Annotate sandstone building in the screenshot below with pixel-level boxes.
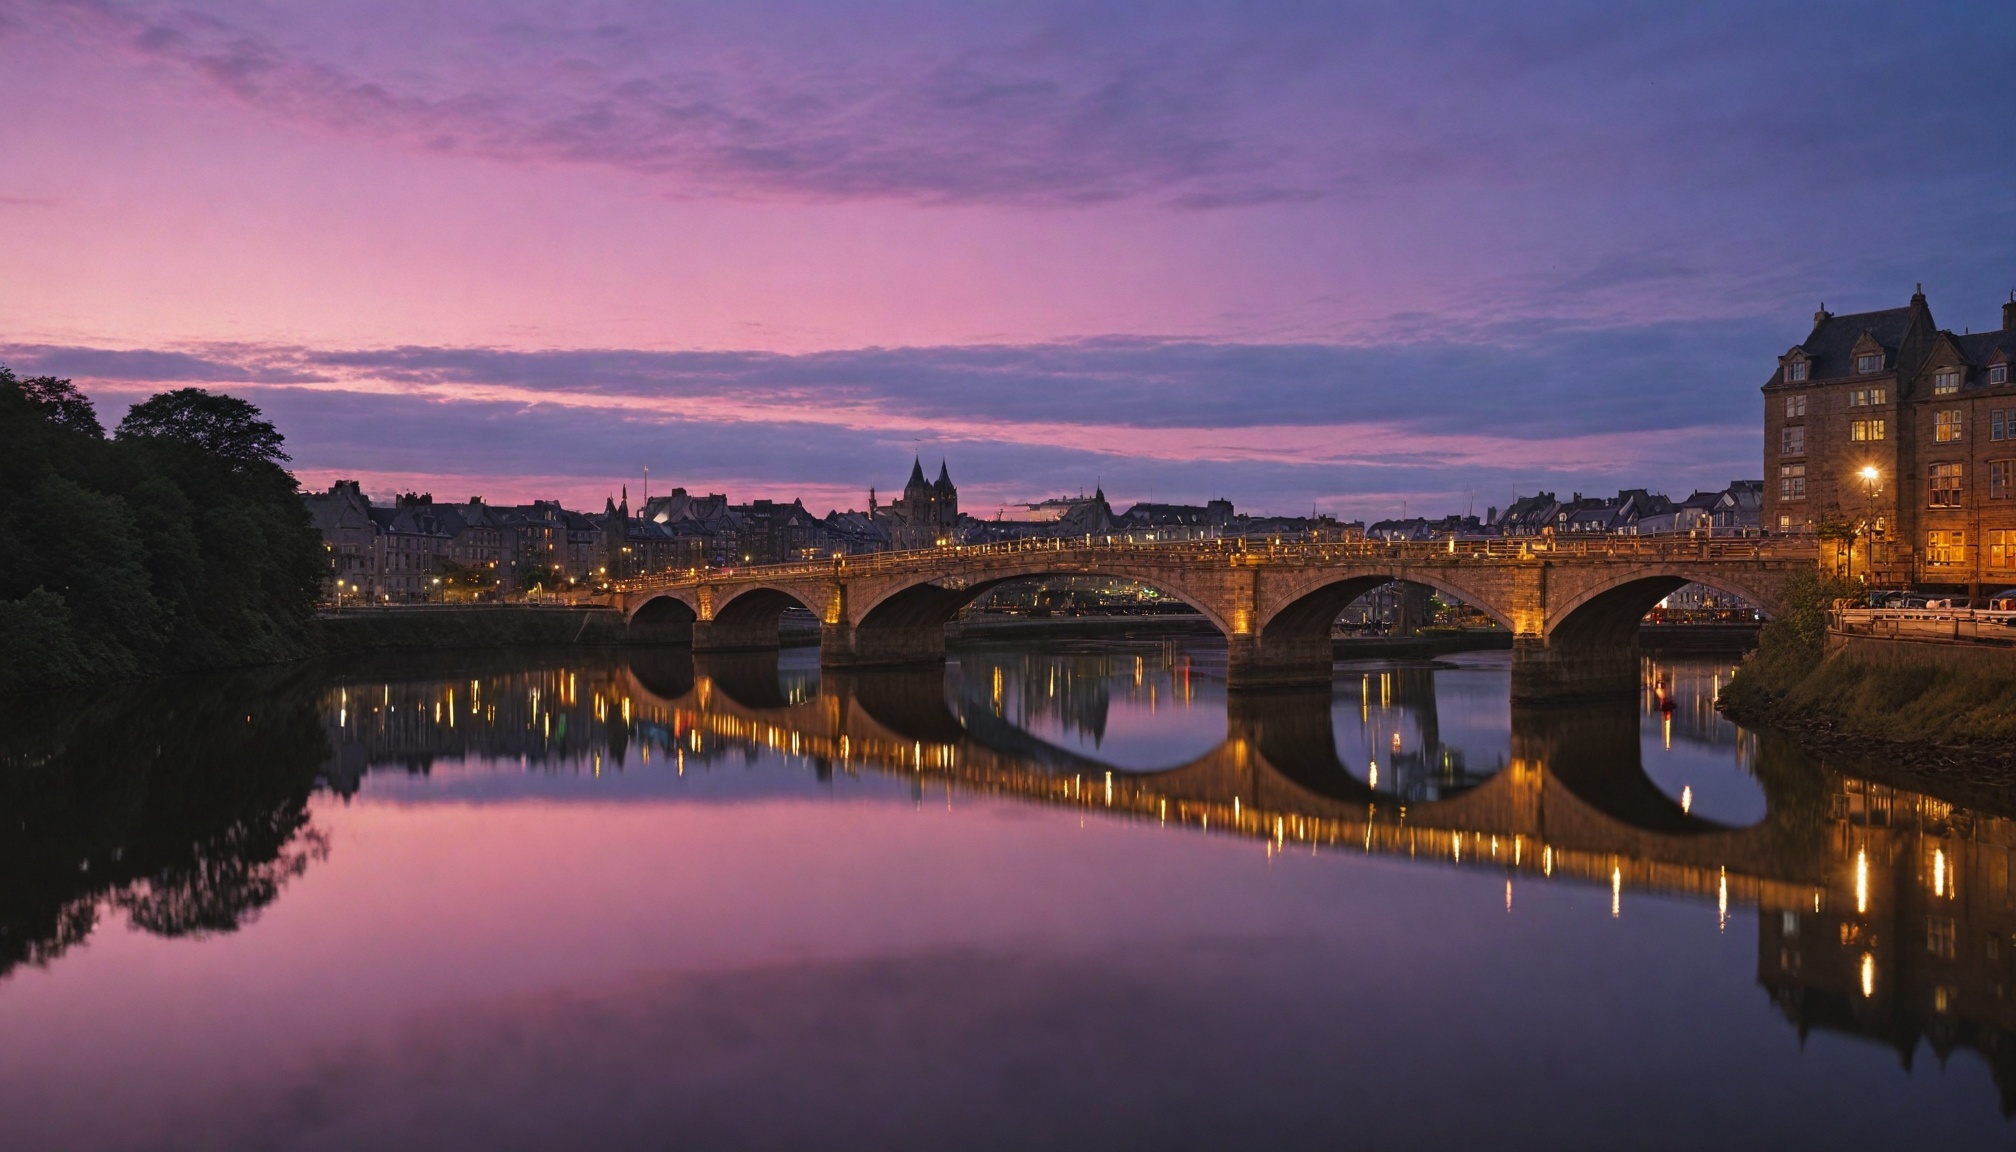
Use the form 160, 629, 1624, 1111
1762, 288, 2016, 592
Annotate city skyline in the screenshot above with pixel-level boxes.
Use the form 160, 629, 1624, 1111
4, 2, 2015, 517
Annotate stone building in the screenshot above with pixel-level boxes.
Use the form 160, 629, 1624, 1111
872, 459, 959, 550
302, 480, 378, 597
1762, 288, 2016, 592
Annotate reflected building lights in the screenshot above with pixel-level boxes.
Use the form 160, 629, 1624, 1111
287, 648, 2016, 1120
1856, 848, 1869, 914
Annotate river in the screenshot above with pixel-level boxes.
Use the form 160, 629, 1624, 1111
0, 637, 2006, 1150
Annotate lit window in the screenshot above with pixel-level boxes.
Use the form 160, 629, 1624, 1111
1869, 387, 1888, 405
1930, 462, 1964, 507
1850, 419, 1885, 442
1778, 514, 1792, 531
1779, 463, 1806, 500
1996, 462, 2015, 500
1992, 529, 2016, 567
1856, 353, 1884, 374
1994, 364, 2011, 386
1781, 426, 1806, 455
1935, 409, 1964, 442
1784, 394, 1807, 417
1935, 369, 1961, 395
1785, 360, 1809, 382
1927, 529, 1966, 565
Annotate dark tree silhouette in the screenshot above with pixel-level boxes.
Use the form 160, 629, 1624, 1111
116, 386, 291, 464
6, 370, 103, 436
0, 370, 322, 692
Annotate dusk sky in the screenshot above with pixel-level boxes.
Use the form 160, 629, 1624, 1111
4, 0, 2015, 519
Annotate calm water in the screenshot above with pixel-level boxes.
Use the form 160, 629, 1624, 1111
0, 637, 2009, 1150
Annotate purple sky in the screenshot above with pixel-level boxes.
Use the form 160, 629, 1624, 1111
4, 1, 2014, 518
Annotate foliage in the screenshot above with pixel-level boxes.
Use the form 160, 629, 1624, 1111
438, 558, 500, 598
1718, 568, 1857, 712
0, 368, 323, 693
116, 386, 290, 465
517, 563, 569, 590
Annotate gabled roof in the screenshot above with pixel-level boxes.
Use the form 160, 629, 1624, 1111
1779, 306, 1916, 383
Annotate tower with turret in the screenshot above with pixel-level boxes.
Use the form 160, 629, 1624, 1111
879, 457, 959, 548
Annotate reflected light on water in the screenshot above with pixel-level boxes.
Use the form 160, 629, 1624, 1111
1857, 848, 1869, 914
6, 643, 2015, 1144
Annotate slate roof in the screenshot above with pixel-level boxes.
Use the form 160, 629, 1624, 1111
1780, 306, 1915, 383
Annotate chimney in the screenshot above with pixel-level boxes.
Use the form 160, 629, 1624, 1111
2003, 291, 2015, 332
1814, 303, 1832, 327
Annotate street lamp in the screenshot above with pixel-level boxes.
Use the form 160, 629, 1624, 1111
1856, 465, 1882, 590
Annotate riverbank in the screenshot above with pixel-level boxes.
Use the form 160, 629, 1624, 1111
1719, 571, 2016, 785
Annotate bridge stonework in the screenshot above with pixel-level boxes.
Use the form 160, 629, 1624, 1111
607, 540, 1813, 702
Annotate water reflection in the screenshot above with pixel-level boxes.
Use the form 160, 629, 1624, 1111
0, 670, 327, 979
4, 642, 2016, 1126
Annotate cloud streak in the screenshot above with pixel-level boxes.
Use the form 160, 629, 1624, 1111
5, 334, 1763, 519
28, 1, 2016, 211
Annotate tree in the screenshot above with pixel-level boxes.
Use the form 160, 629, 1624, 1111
3, 369, 103, 436
116, 388, 290, 465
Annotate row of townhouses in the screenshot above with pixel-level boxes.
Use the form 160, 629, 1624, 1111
304, 455, 1763, 602
1365, 481, 1764, 542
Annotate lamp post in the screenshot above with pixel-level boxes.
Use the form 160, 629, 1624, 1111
1857, 465, 1882, 592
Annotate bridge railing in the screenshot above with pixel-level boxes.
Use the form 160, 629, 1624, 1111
610, 535, 1814, 593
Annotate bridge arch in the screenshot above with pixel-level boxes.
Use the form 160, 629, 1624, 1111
697, 583, 823, 653
626, 593, 699, 642
1259, 570, 1516, 640
852, 564, 1237, 636
835, 564, 1238, 669
1543, 568, 1776, 646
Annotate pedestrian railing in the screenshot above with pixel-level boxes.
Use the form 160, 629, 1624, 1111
1831, 607, 2016, 645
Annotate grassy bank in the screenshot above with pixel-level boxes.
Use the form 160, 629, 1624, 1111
1721, 570, 2016, 747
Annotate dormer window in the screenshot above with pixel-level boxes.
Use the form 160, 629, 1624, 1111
1856, 353, 1884, 374
1994, 364, 2010, 386
1785, 360, 1809, 382
1934, 369, 1960, 395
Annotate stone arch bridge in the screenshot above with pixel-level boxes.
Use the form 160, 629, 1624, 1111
605, 538, 1814, 701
